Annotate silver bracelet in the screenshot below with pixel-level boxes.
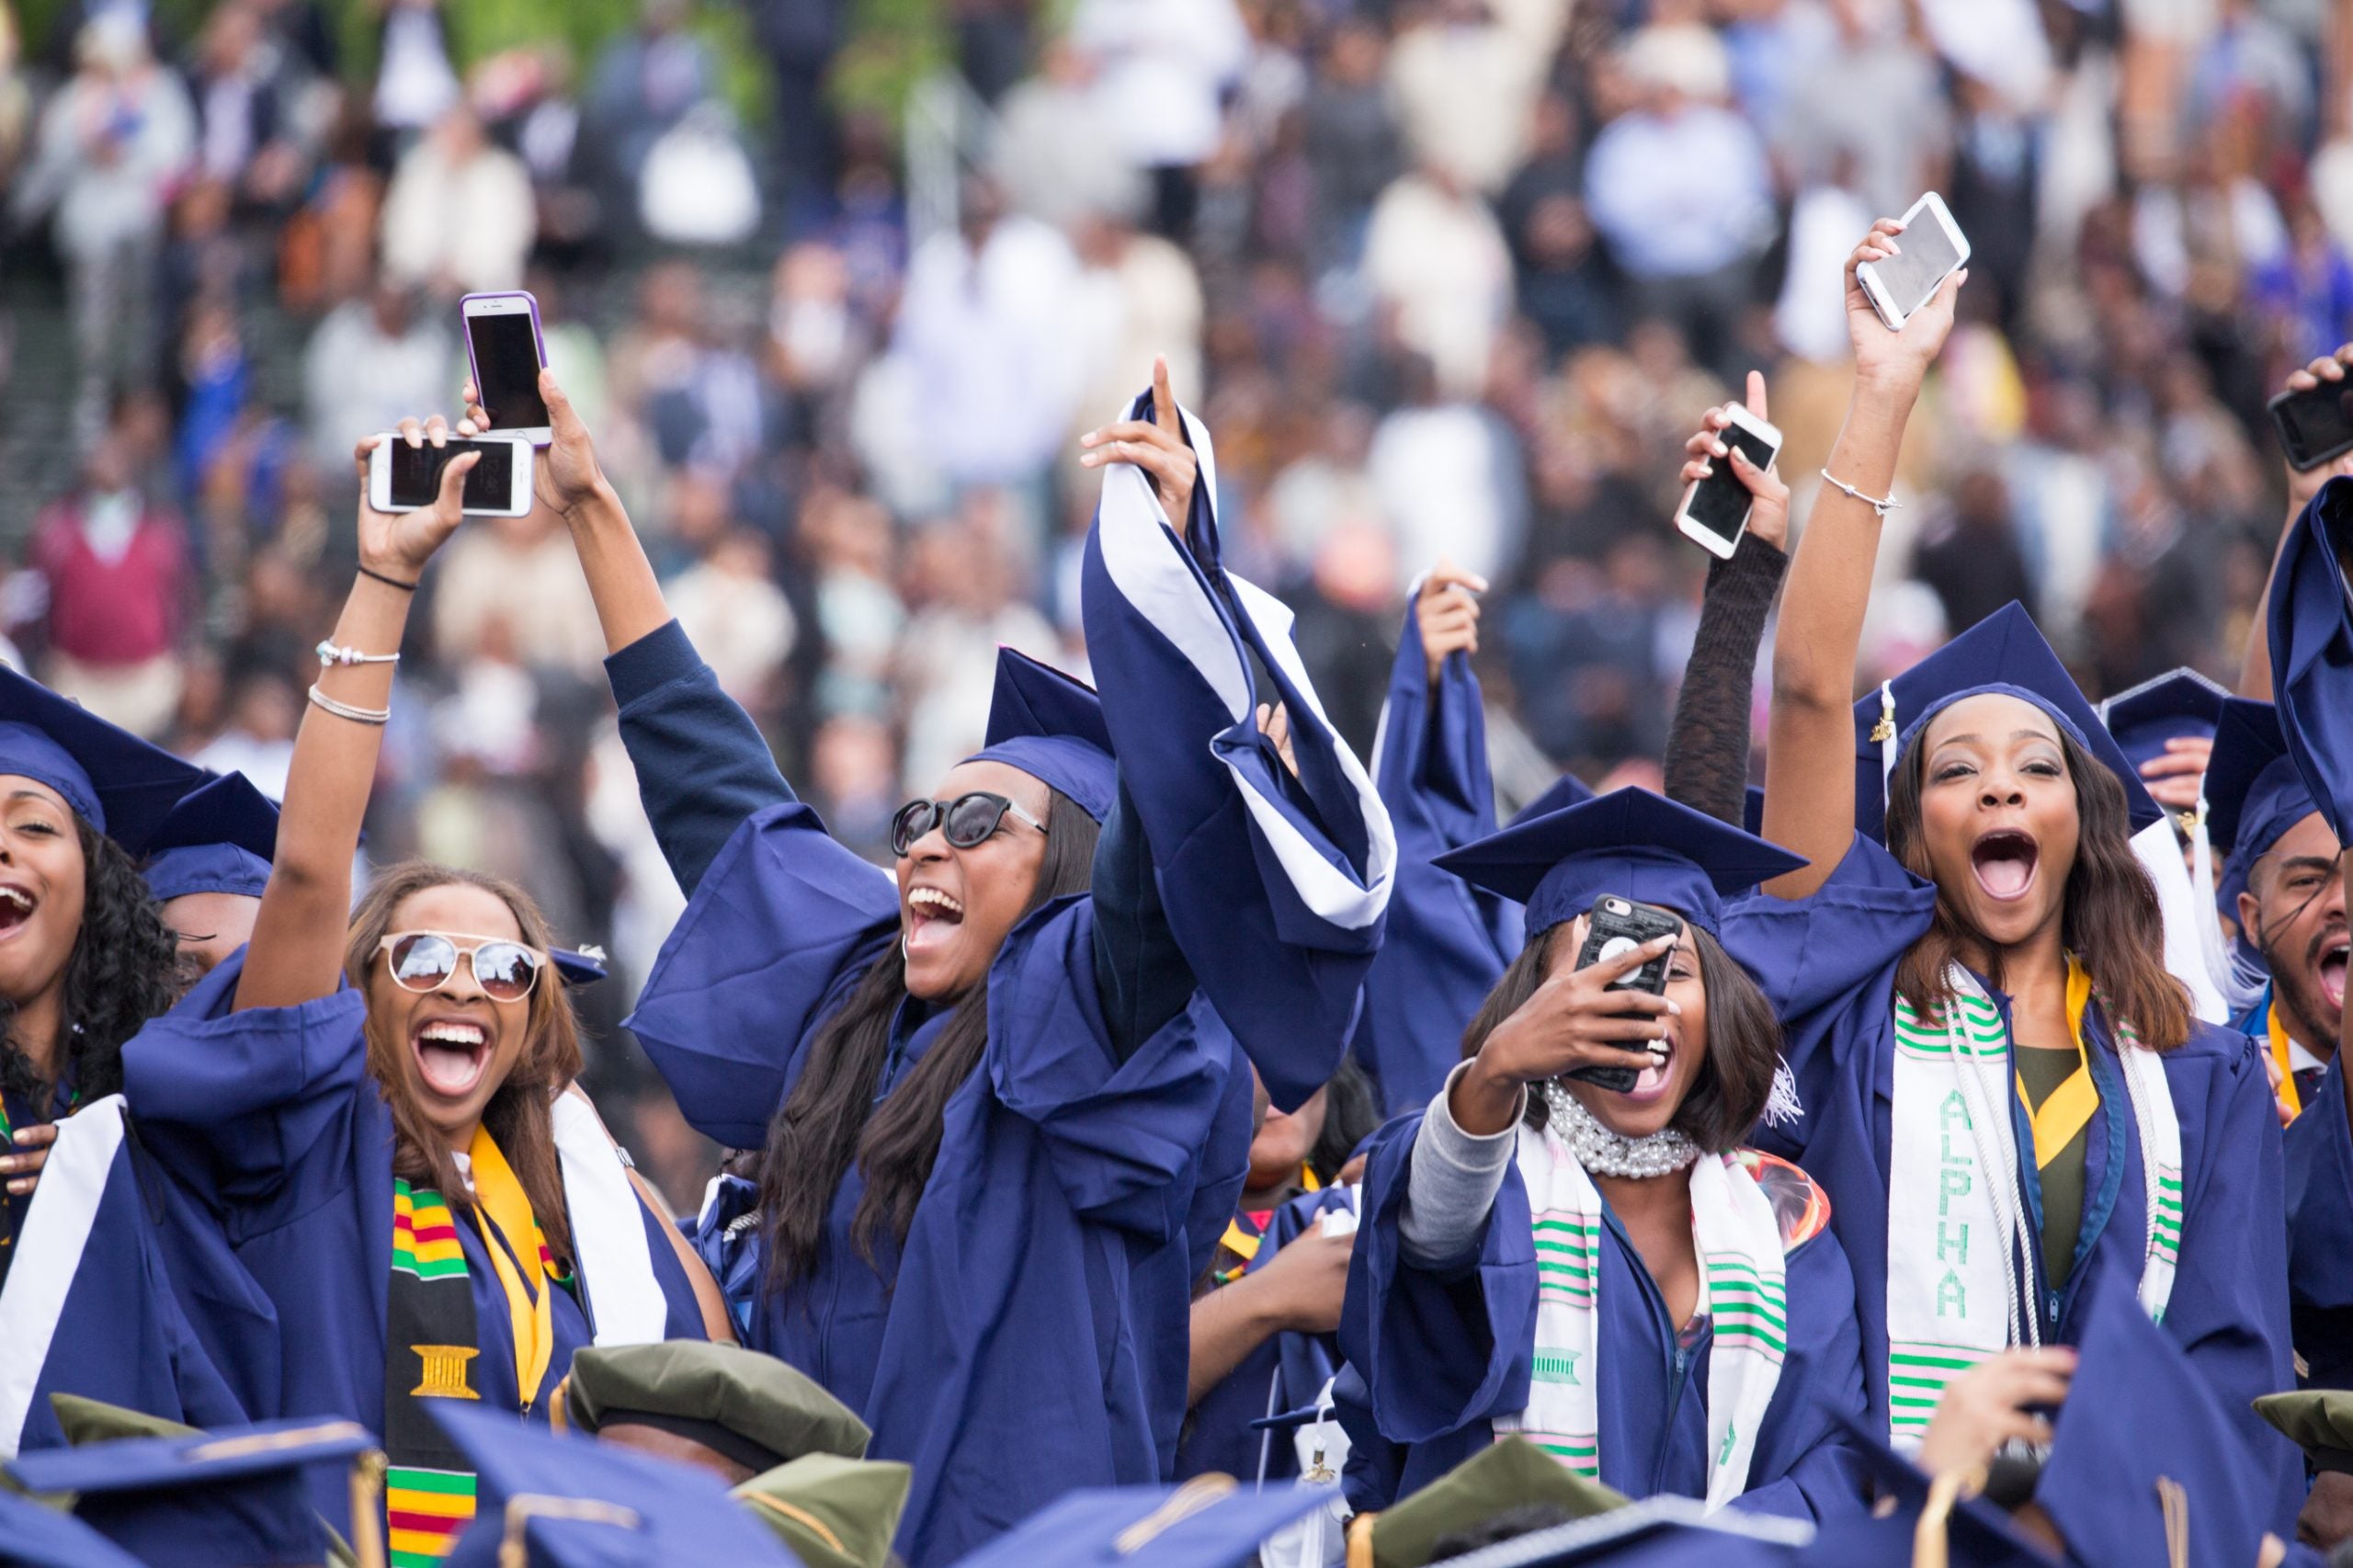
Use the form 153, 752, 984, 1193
306, 684, 392, 726
315, 640, 401, 669
1819, 468, 1903, 518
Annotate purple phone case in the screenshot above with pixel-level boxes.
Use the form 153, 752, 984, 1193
460, 290, 551, 447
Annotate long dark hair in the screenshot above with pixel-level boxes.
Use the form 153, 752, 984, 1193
1883, 721, 2190, 1050
759, 787, 1100, 1290
1457, 917, 1781, 1153
346, 863, 584, 1266
0, 818, 183, 1111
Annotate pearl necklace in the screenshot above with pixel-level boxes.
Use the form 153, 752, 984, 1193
1540, 1080, 1699, 1179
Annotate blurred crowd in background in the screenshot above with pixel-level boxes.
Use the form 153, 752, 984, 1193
0, 0, 2346, 1208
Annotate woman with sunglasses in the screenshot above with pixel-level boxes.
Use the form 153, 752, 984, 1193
460, 358, 1392, 1566
99, 420, 714, 1544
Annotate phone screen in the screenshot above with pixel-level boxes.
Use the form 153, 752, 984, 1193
1869, 212, 1965, 320
388, 439, 515, 509
467, 309, 549, 429
1685, 419, 1779, 546
2274, 381, 2353, 470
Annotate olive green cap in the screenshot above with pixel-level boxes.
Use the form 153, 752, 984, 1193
732, 1452, 912, 1568
47, 1395, 200, 1449
1372, 1437, 1630, 1568
2256, 1391, 2353, 1473
563, 1341, 873, 1473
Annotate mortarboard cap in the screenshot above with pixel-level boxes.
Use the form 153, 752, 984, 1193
47, 1394, 198, 1449
551, 946, 610, 987
4, 1415, 374, 1568
1743, 785, 1766, 836
1507, 772, 1597, 828
1811, 1410, 2053, 1568
732, 1452, 910, 1568
2206, 698, 2328, 915
1437, 787, 1807, 941
969, 648, 1117, 824
562, 1340, 872, 1475
430, 1401, 801, 1568
1363, 1436, 1627, 1568
2267, 479, 2353, 844
141, 773, 278, 904
2033, 1277, 2272, 1568
2256, 1390, 2353, 1475
0, 1485, 146, 1568
0, 664, 206, 855
1392, 1495, 1808, 1567
1850, 603, 2162, 841
940, 1477, 1327, 1568
2097, 667, 2229, 773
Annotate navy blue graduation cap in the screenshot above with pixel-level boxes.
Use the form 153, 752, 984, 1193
0, 664, 206, 856
2033, 1277, 2275, 1568
141, 773, 278, 904
0, 1486, 145, 1568
940, 1478, 1328, 1568
431, 1400, 801, 1568
2097, 667, 2230, 773
969, 648, 1117, 824
1808, 1410, 2054, 1568
1850, 602, 2162, 841
4, 1415, 374, 1568
2205, 698, 2325, 915
1506, 771, 1597, 828
2267, 477, 2353, 844
1743, 785, 1765, 836
1436, 787, 1807, 941
1394, 1497, 1810, 1567
551, 945, 610, 987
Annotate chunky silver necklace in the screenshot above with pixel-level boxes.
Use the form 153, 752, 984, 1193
1540, 1080, 1699, 1179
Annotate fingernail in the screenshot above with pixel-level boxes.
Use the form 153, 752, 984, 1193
7, 1180, 27, 1195
0, 1158, 16, 1174
11, 1129, 32, 1144
1712, 441, 1727, 456
1666, 1000, 1682, 1016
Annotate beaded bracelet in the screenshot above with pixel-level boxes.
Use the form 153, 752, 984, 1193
316, 640, 401, 669
1818, 468, 1903, 518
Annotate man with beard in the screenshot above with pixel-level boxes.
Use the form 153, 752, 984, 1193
2210, 699, 2345, 1119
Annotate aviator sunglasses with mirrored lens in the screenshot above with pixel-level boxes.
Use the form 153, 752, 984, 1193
376, 932, 545, 1002
890, 791, 1046, 857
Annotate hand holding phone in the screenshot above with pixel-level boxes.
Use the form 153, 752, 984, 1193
1857, 193, 1971, 331
1676, 377, 1784, 559
461, 291, 551, 446
1564, 896, 1683, 1091
367, 433, 536, 517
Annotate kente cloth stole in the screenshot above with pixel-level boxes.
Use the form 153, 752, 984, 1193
383, 1128, 566, 1566
1490, 1125, 1789, 1511
1884, 964, 2180, 1452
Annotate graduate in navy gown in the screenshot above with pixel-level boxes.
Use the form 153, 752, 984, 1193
1338, 788, 1869, 1521
1725, 217, 2300, 1530
0, 666, 202, 1292
86, 420, 711, 1554
140, 771, 279, 982
457, 359, 1392, 1566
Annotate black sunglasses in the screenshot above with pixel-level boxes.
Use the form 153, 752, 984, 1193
891, 791, 1045, 857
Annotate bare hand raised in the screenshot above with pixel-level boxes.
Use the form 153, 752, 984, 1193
1415, 559, 1487, 682
460, 368, 608, 518
1845, 218, 1966, 398
353, 415, 475, 580
1679, 371, 1790, 552
1080, 355, 1199, 525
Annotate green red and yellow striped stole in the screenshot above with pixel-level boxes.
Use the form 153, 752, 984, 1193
387, 1464, 476, 1567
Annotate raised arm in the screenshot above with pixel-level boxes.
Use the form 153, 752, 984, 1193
1663, 371, 1790, 827
1759, 222, 1963, 899
2241, 344, 2353, 699
235, 421, 475, 1010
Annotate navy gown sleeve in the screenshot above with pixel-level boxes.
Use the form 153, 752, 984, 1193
1081, 392, 1396, 1110
2286, 1055, 2353, 1387
1336, 1110, 1534, 1453
1354, 605, 1521, 1114
605, 618, 796, 899
2161, 1021, 2303, 1529
1723, 1228, 1870, 1522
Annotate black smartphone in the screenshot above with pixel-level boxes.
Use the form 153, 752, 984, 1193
1565, 895, 1682, 1092
2269, 379, 2353, 472
385, 437, 516, 510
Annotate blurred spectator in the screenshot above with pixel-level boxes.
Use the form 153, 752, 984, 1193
801, 487, 906, 722
1066, 0, 1250, 238
752, 0, 846, 231
432, 509, 608, 681
1369, 353, 1524, 593
1386, 0, 1546, 197
1500, 94, 1619, 358
992, 39, 1144, 229
191, 665, 301, 800
369, 0, 459, 143
1299, 18, 1400, 275
380, 105, 536, 295
1067, 209, 1206, 434
584, 0, 717, 222
185, 1, 308, 212
1911, 467, 2038, 634
301, 278, 451, 473
1771, 1, 1951, 222
897, 496, 1059, 791
12, 13, 195, 445
1584, 23, 1771, 381
662, 501, 798, 710
29, 425, 190, 738
1364, 162, 1512, 399
807, 711, 901, 861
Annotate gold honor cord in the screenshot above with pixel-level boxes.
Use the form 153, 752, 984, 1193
1113, 1473, 1237, 1555
2157, 1476, 2189, 1568
497, 1495, 642, 1568
1911, 1463, 1988, 1568
350, 1449, 390, 1568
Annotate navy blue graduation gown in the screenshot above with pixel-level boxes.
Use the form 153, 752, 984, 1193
1335, 1108, 1868, 1519
108, 952, 704, 1530
1176, 1185, 1356, 1483
1355, 612, 1523, 1117
1722, 833, 2302, 1529
2284, 1054, 2353, 1390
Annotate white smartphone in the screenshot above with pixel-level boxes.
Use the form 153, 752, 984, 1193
1857, 192, 1971, 331
460, 290, 551, 446
368, 435, 536, 518
1673, 403, 1781, 560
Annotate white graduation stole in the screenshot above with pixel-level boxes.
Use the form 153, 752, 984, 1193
1491, 1125, 1789, 1511
1883, 965, 2182, 1451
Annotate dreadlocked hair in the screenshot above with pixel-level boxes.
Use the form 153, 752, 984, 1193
346, 862, 584, 1267
758, 786, 1100, 1293
0, 817, 184, 1111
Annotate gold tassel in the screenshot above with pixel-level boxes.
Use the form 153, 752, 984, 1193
1912, 1464, 1985, 1568
1346, 1509, 1380, 1568
1113, 1473, 1234, 1554
348, 1450, 388, 1568
2157, 1475, 2189, 1568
